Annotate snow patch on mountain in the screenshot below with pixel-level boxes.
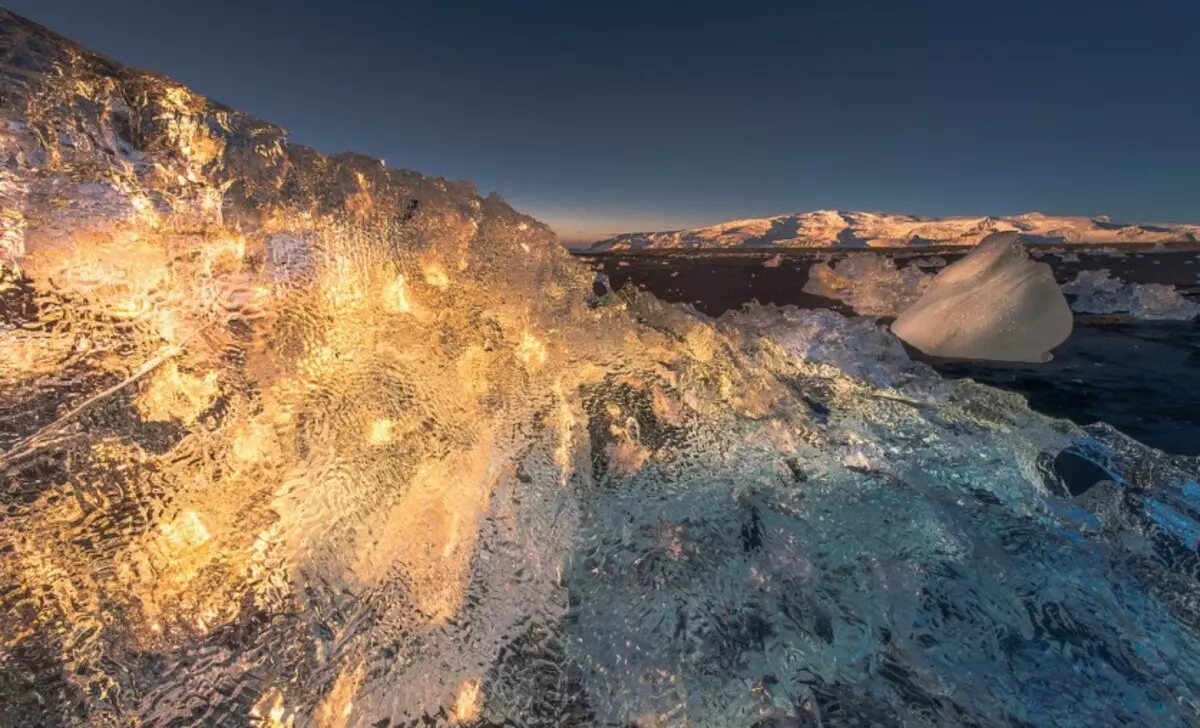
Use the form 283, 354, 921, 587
591, 210, 1200, 250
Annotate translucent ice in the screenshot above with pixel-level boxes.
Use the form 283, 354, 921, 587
891, 232, 1073, 362
1062, 269, 1199, 320
7, 11, 1200, 728
802, 254, 930, 316
720, 303, 935, 391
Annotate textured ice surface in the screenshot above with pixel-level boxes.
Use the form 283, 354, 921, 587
1063, 269, 1200, 320
892, 232, 1074, 362
802, 254, 930, 317
720, 303, 937, 391
4, 11, 1200, 728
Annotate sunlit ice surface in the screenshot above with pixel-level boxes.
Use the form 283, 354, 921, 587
3, 10, 1200, 727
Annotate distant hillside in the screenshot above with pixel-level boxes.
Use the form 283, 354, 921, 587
589, 210, 1200, 250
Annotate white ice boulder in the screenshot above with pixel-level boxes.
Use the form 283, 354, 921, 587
891, 232, 1073, 362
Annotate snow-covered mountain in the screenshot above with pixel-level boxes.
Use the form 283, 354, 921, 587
589, 210, 1200, 250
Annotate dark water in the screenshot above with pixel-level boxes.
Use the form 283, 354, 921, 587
928, 323, 1200, 456
578, 248, 1200, 456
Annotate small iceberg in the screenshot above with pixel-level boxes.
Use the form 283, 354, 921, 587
1062, 269, 1199, 320
802, 254, 930, 317
891, 232, 1073, 362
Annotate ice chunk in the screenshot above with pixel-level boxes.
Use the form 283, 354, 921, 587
721, 303, 933, 390
1062, 269, 1199, 320
802, 254, 931, 317
891, 232, 1073, 362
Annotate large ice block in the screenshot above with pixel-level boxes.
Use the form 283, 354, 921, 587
891, 232, 1073, 362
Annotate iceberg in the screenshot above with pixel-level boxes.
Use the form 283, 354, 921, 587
1062, 269, 1199, 320
891, 232, 1074, 362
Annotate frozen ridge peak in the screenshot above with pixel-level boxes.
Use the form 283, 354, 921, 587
591, 210, 1200, 250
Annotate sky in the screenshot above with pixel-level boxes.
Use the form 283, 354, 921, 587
9, 0, 1200, 244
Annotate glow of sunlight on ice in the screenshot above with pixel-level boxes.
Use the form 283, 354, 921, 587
553, 381, 580, 485
515, 331, 548, 369
233, 421, 275, 463
0, 328, 81, 378
136, 361, 219, 424
250, 691, 294, 728
684, 324, 716, 362
383, 273, 412, 312
421, 259, 451, 288
350, 437, 500, 623
26, 232, 168, 301
138, 504, 239, 634
314, 664, 363, 728
323, 255, 366, 312
158, 509, 211, 549
353, 171, 378, 213
367, 417, 394, 445
453, 678, 483, 723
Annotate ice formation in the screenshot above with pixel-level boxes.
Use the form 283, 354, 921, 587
891, 232, 1074, 362
4, 10, 1200, 728
720, 304, 939, 391
802, 254, 931, 317
1063, 269, 1200, 320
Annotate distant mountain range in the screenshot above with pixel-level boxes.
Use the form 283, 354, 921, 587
588, 211, 1200, 250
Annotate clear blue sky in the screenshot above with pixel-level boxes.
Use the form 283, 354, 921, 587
10, 0, 1200, 243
